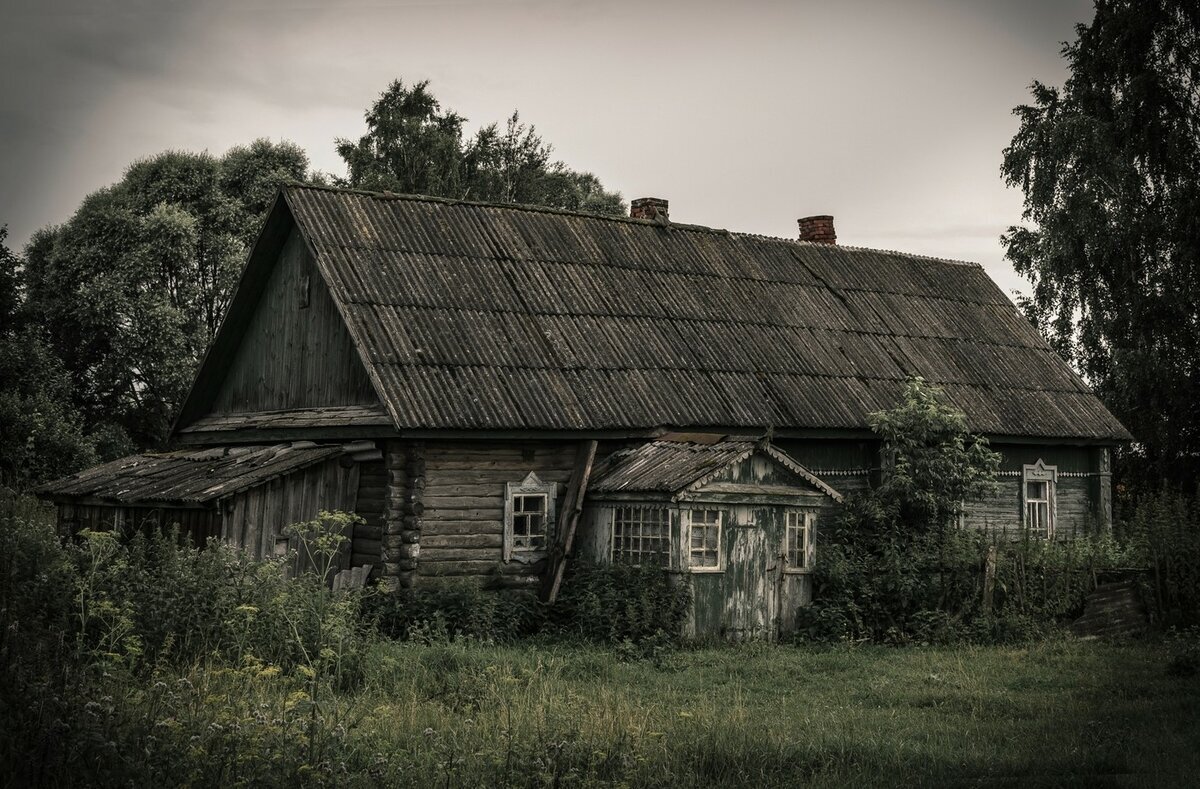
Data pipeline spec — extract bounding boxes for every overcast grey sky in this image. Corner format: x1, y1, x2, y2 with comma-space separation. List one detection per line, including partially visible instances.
1, 0, 1093, 295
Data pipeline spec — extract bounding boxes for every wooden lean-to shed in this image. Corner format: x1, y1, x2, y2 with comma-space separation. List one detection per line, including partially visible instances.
37, 185, 1131, 637
581, 435, 842, 639
38, 441, 387, 573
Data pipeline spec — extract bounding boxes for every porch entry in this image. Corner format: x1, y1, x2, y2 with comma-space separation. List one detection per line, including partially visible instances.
689, 506, 814, 640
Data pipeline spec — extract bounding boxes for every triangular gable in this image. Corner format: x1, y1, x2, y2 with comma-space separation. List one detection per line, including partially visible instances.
173, 194, 390, 437
588, 437, 842, 502
678, 444, 844, 503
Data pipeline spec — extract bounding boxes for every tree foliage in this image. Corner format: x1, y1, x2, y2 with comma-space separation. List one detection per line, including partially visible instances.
1001, 0, 1200, 487
798, 379, 1002, 643
19, 141, 310, 453
0, 226, 98, 488
336, 79, 624, 215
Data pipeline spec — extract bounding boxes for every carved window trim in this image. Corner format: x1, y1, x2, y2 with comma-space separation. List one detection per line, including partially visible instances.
1022, 460, 1058, 540
503, 472, 556, 563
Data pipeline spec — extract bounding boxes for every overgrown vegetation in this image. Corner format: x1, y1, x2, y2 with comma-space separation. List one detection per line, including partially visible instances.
796, 379, 1199, 645
3, 501, 1198, 787
3, 474, 1199, 785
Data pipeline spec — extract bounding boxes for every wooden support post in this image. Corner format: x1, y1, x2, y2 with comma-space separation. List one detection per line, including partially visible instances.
541, 440, 598, 604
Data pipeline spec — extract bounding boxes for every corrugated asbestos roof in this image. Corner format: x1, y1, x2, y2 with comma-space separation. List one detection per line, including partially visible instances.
589, 436, 842, 500
278, 185, 1129, 440
36, 444, 342, 505
590, 437, 762, 494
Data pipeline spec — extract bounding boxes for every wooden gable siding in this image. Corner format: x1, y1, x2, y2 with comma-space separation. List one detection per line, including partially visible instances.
209, 228, 378, 416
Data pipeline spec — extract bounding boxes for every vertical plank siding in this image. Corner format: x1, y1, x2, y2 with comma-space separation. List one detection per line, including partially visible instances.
55, 503, 221, 546
210, 228, 378, 415
220, 457, 363, 562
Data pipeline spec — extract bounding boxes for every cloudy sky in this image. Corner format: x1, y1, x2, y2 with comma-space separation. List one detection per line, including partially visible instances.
2, 0, 1093, 295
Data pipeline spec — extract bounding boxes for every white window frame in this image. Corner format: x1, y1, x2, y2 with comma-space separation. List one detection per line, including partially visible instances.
687, 508, 724, 573
784, 510, 815, 573
503, 472, 556, 562
610, 506, 671, 567
1022, 460, 1058, 540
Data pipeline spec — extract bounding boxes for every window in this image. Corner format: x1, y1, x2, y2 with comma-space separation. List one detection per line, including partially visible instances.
511, 493, 548, 552
689, 509, 722, 570
504, 472, 556, 562
1023, 461, 1057, 539
785, 510, 814, 571
612, 507, 669, 566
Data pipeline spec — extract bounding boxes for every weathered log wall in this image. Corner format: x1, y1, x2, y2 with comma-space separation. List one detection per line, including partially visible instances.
379, 439, 580, 589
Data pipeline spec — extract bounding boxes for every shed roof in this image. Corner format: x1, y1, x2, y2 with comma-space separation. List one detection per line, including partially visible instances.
36, 443, 343, 505
183, 185, 1129, 441
589, 436, 843, 501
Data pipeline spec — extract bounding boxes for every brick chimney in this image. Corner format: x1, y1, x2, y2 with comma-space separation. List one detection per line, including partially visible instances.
631, 197, 669, 221
798, 215, 836, 244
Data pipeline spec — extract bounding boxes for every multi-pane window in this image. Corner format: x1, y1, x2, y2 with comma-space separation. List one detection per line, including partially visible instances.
1025, 481, 1052, 539
785, 510, 814, 571
511, 493, 547, 552
504, 472, 556, 562
1023, 461, 1057, 540
689, 509, 721, 570
612, 507, 670, 566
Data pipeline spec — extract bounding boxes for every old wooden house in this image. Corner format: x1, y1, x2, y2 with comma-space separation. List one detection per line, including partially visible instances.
38, 186, 1130, 638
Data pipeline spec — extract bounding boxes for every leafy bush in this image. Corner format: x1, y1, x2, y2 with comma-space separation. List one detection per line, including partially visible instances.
795, 379, 1002, 645
367, 562, 690, 651
549, 562, 691, 646
1118, 490, 1200, 626
366, 580, 545, 644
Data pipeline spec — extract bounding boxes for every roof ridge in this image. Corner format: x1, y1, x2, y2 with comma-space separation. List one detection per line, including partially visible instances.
284, 182, 984, 270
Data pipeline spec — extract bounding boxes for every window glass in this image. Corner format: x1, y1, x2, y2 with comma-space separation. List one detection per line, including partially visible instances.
612, 507, 669, 566
690, 509, 721, 568
1023, 463, 1056, 539
511, 493, 547, 551
785, 510, 813, 570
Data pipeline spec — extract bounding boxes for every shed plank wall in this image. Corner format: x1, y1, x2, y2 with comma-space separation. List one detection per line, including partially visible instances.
210, 228, 378, 415
221, 457, 360, 561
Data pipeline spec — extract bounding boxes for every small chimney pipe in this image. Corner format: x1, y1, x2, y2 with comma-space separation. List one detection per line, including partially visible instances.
798, 215, 836, 244
631, 197, 669, 221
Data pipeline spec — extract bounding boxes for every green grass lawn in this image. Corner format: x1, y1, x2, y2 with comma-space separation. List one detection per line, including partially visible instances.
102, 638, 1198, 787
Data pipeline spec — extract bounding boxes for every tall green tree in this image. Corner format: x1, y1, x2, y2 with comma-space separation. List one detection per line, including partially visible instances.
0, 225, 98, 488
1001, 0, 1200, 488
336, 79, 624, 215
21, 141, 311, 453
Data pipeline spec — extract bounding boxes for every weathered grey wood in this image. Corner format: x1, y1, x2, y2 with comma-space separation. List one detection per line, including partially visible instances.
543, 440, 598, 603
208, 228, 379, 416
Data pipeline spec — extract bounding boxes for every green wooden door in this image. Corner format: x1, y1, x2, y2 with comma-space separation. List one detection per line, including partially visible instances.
686, 503, 787, 637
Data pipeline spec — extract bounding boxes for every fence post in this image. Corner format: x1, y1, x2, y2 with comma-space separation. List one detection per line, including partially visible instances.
982, 544, 997, 613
